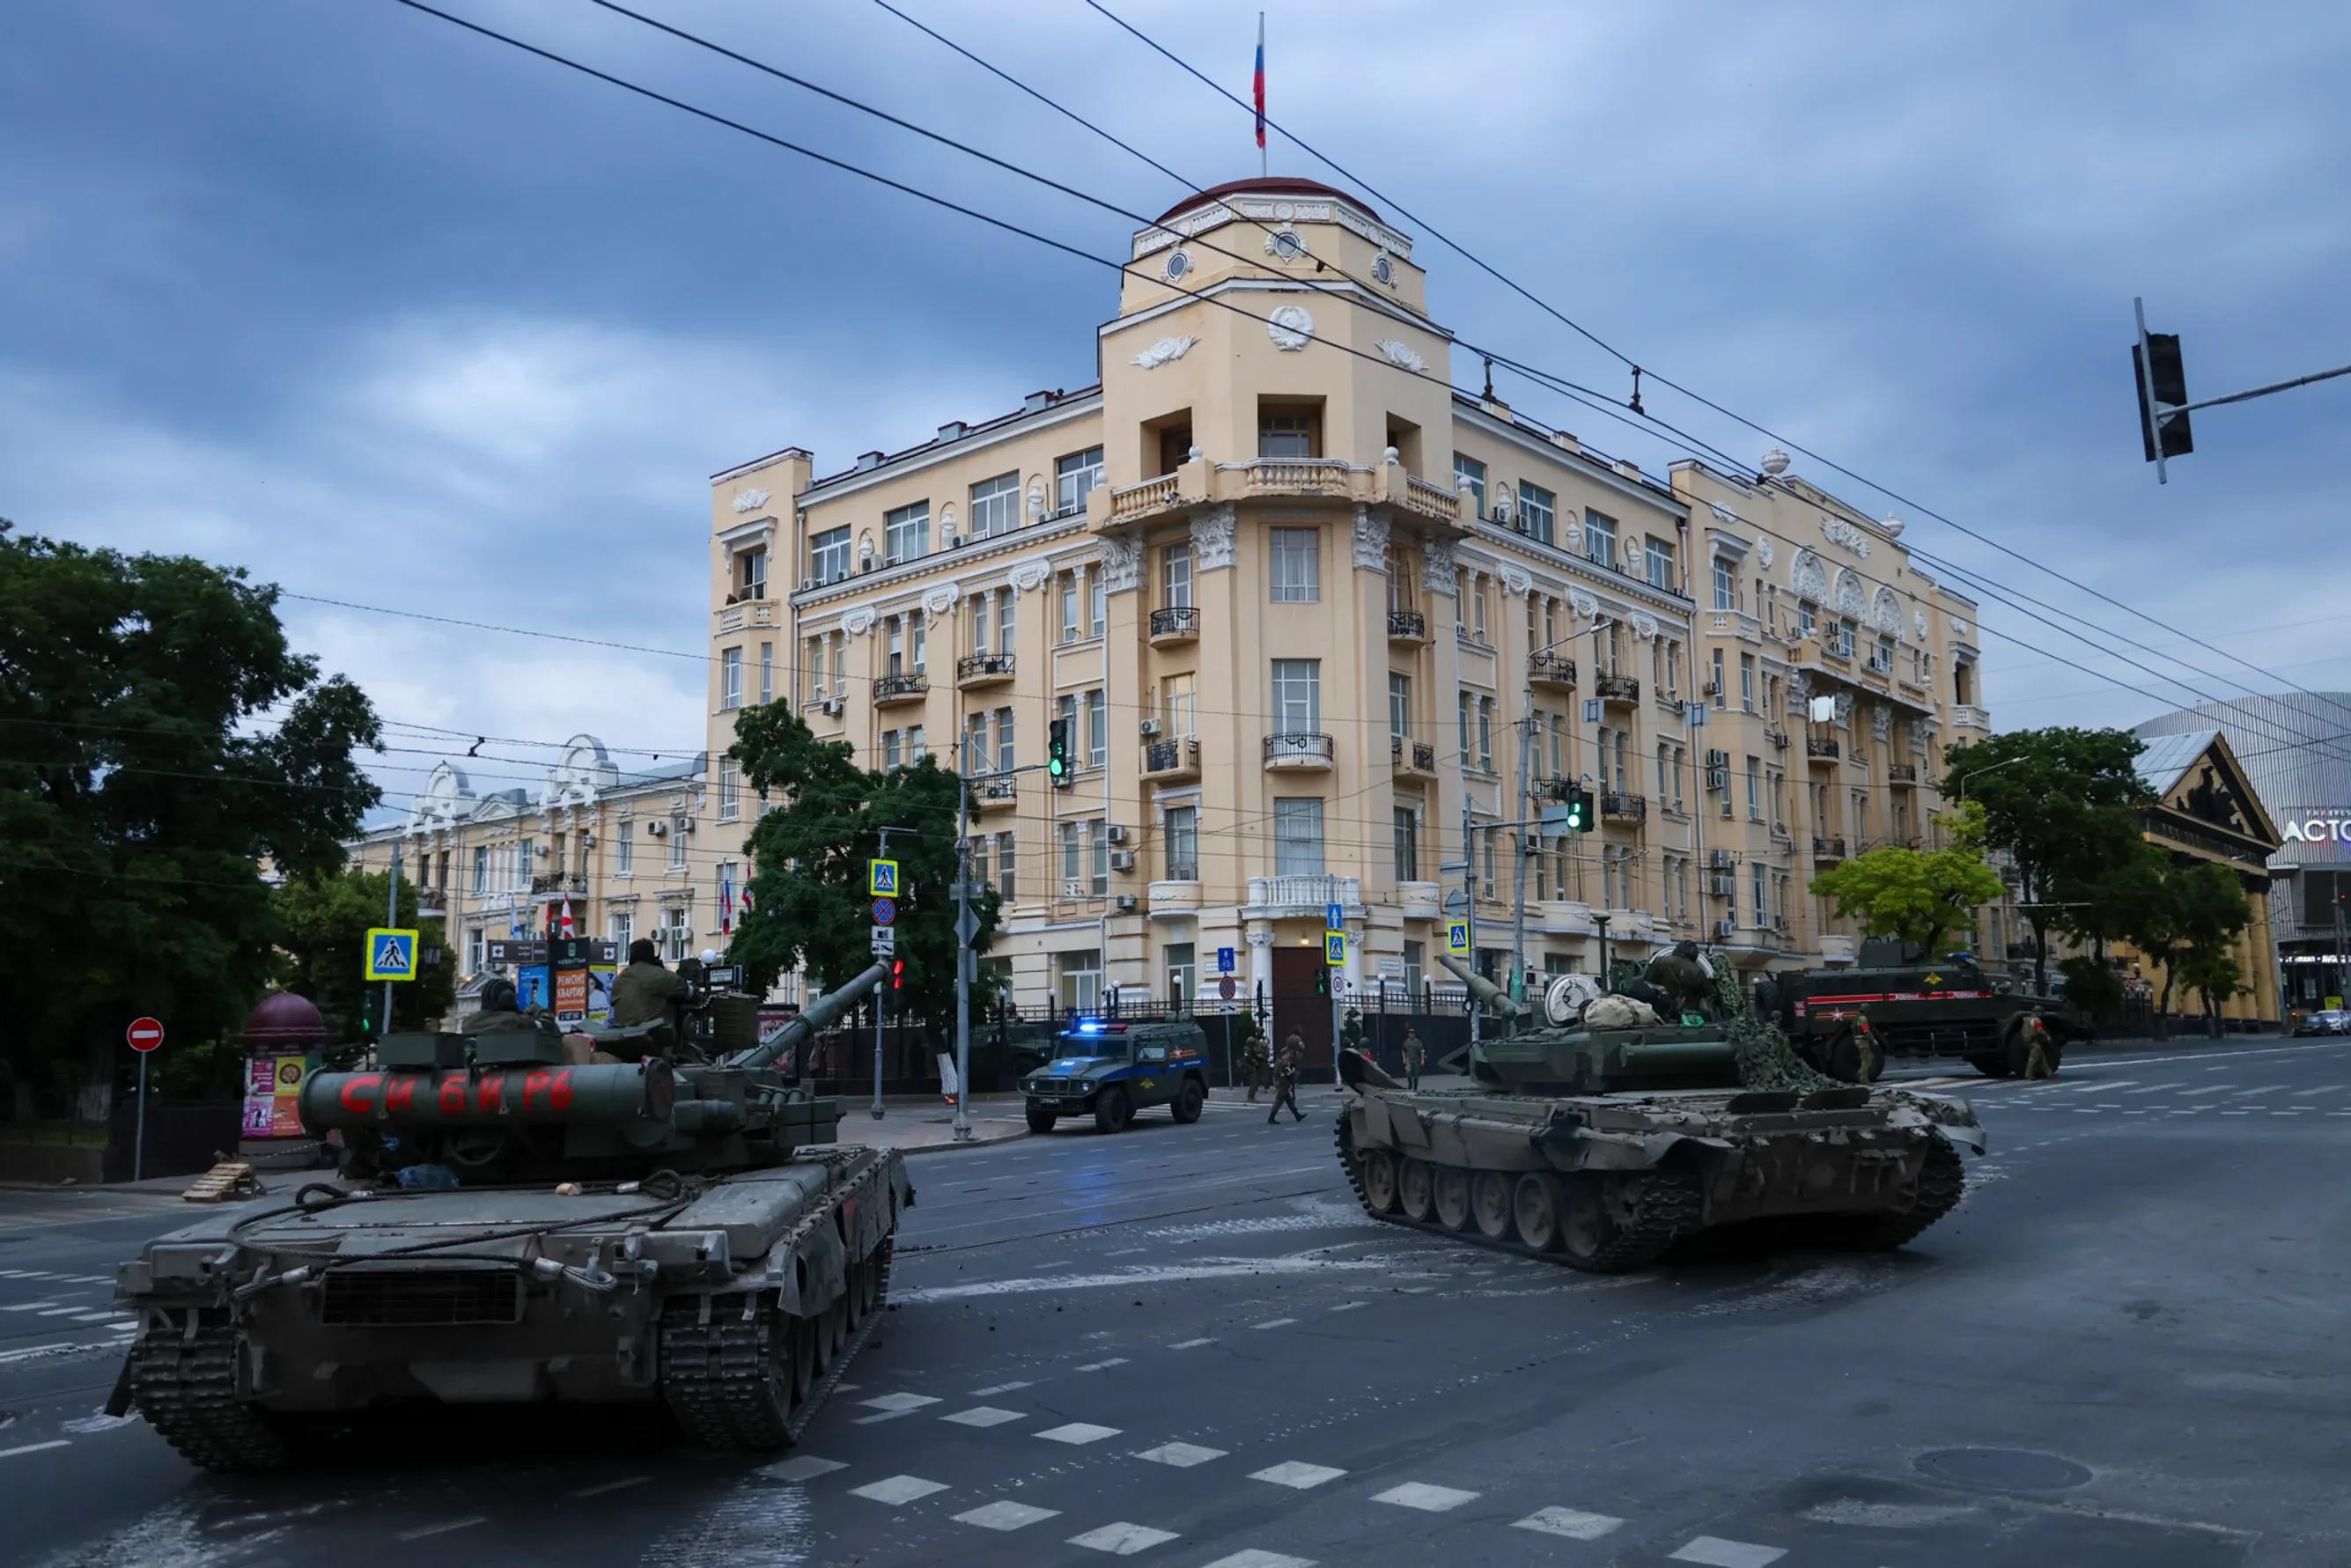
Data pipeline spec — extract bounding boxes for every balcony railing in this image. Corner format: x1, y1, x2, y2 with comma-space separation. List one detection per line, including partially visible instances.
1534, 775, 1576, 803
1247, 874, 1361, 917
1812, 835, 1848, 860
714, 598, 778, 636
972, 776, 1017, 811
1595, 674, 1640, 705
1529, 651, 1578, 689
1601, 791, 1647, 824
873, 673, 928, 704
1227, 458, 1355, 495
1386, 608, 1427, 641
1401, 472, 1461, 521
1264, 732, 1335, 769
1390, 735, 1436, 773
1888, 762, 1919, 785
1149, 606, 1201, 641
1951, 703, 1992, 731
1807, 737, 1841, 762
1143, 738, 1201, 779
956, 652, 1014, 686
1109, 472, 1181, 521
530, 872, 586, 897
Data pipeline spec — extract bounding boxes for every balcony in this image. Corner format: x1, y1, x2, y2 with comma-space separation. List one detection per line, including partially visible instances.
1397, 880, 1442, 919
1393, 469, 1465, 526
713, 597, 778, 637
1807, 737, 1841, 765
1865, 651, 1895, 679
1601, 791, 1647, 825
1149, 606, 1201, 644
1228, 458, 1356, 498
1812, 835, 1848, 862
1109, 471, 1183, 523
1142, 738, 1201, 782
1246, 874, 1362, 920
956, 651, 1015, 688
1264, 732, 1335, 770
1090, 453, 1466, 536
971, 775, 1018, 813
1387, 608, 1428, 643
1817, 934, 1857, 966
1537, 900, 1597, 936
873, 673, 928, 706
1147, 879, 1203, 917
1595, 674, 1640, 708
1533, 775, 1577, 803
1888, 762, 1919, 786
1390, 735, 1436, 776
530, 872, 587, 900
1529, 651, 1578, 691
1951, 703, 1992, 732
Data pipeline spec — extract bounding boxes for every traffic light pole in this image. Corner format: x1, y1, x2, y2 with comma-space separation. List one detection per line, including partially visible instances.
870, 823, 913, 1121
383, 843, 402, 1048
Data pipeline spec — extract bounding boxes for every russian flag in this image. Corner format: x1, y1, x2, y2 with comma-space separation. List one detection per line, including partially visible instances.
1253, 15, 1265, 150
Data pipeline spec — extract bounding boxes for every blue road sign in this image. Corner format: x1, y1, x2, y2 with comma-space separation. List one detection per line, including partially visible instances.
1325, 902, 1343, 931
365, 927, 419, 982
1216, 946, 1236, 974
872, 896, 898, 926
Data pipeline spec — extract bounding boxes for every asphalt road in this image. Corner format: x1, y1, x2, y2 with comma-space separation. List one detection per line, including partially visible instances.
4, 1033, 2348, 1566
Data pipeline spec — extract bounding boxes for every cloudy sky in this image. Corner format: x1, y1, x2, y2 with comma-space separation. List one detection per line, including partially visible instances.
6, 0, 2348, 813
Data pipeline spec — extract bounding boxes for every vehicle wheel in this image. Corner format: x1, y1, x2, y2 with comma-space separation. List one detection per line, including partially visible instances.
1964, 1053, 2009, 1078
1865, 1042, 1887, 1082
1360, 1149, 1400, 1214
790, 1314, 817, 1403
1513, 1173, 1566, 1252
811, 1299, 839, 1375
1025, 1106, 1058, 1134
1171, 1078, 1205, 1123
1397, 1157, 1435, 1221
1433, 1166, 1472, 1231
1555, 1173, 1680, 1273
1094, 1087, 1131, 1133
1471, 1170, 1514, 1241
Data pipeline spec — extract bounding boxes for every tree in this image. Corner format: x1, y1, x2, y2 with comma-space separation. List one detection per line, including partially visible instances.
1941, 727, 2151, 991
1809, 803, 2005, 958
726, 703, 999, 1044
2177, 947, 2245, 1039
274, 868, 454, 1036
2126, 858, 2252, 1030
0, 523, 380, 1115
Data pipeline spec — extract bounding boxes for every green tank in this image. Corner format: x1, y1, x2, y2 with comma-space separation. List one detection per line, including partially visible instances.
1772, 943, 2084, 1079
106, 961, 908, 1472
1333, 954, 1985, 1273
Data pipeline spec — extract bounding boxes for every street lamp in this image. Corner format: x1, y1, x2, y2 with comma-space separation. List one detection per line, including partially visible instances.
1955, 755, 2028, 806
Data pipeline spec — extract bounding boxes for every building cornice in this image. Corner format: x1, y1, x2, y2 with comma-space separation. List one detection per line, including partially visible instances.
799, 393, 1105, 509
1452, 403, 1687, 519
792, 512, 1095, 619
1100, 275, 1451, 351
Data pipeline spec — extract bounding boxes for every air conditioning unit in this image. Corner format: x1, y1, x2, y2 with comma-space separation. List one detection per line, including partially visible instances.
820, 696, 844, 717
676, 817, 696, 836
1708, 873, 1735, 896
1114, 894, 1139, 912
1109, 850, 1136, 872
1708, 850, 1735, 869
1138, 718, 1162, 738
800, 578, 815, 593
1702, 681, 1722, 697
1105, 825, 1129, 845
1716, 918, 1737, 940
1706, 769, 1727, 790
1061, 879, 1086, 899
1706, 748, 1729, 768
646, 821, 668, 838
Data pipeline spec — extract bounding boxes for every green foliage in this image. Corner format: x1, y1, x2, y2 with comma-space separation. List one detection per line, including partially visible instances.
726, 703, 999, 1038
1809, 803, 2005, 956
0, 523, 380, 1095
2057, 955, 2126, 1017
2126, 858, 2252, 1017
273, 867, 454, 1034
2178, 947, 2245, 1026
1339, 1006, 1365, 1052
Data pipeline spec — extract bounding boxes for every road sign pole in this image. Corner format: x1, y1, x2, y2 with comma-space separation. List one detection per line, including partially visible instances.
870, 829, 903, 1121
134, 1049, 147, 1184
382, 843, 401, 1049
953, 772, 972, 1142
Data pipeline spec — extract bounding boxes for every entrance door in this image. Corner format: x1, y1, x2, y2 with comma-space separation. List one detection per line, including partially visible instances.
1271, 945, 1334, 1080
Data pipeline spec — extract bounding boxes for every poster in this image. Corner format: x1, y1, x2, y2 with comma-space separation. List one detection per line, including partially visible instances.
241, 1099, 273, 1137
588, 961, 616, 1026
554, 967, 589, 1027
269, 1097, 305, 1137
247, 1057, 276, 1096
244, 1055, 312, 1140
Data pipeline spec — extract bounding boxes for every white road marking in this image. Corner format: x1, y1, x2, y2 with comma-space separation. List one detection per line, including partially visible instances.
858, 1392, 941, 1413
396, 1518, 485, 1541
1070, 1522, 1180, 1554
2181, 1086, 2230, 1097
1198, 1552, 1315, 1568
1076, 1357, 1131, 1372
0, 1440, 70, 1460
1, 1302, 62, 1313
1250, 1317, 1299, 1330
972, 1380, 1034, 1395
1328, 1300, 1368, 1313
895, 1254, 1392, 1303
2049, 1078, 2136, 1093
0, 1344, 73, 1364
1669, 1538, 1787, 1568
1170, 1337, 1214, 1350
2121, 1083, 2172, 1094
61, 1276, 111, 1285
2221, 1110, 2253, 1115
1105, 1247, 1149, 1257
1038, 1422, 1122, 1445
69, 1313, 118, 1323
850, 1474, 950, 1505
61, 1414, 135, 1434
942, 1406, 1027, 1428
571, 1476, 651, 1497
1514, 1506, 1626, 1540
36, 1307, 86, 1316
1135, 1441, 1226, 1467
1249, 1461, 1347, 1489
955, 1500, 1061, 1531
2228, 1085, 2284, 1098
760, 1455, 846, 1483
1373, 1482, 1479, 1511
2291, 1084, 2344, 1096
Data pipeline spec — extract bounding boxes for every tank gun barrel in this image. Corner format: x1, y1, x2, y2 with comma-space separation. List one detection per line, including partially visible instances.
731, 960, 892, 1071
1439, 953, 1524, 1020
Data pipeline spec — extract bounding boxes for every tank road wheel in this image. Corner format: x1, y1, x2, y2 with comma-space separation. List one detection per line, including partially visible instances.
1831, 1133, 1966, 1252
1171, 1078, 1205, 1123
1026, 1106, 1058, 1135
1433, 1166, 1473, 1231
1360, 1149, 1400, 1215
844, 1260, 868, 1331
1512, 1174, 1566, 1253
1094, 1086, 1131, 1134
1471, 1170, 1515, 1242
1556, 1171, 1691, 1274
1397, 1157, 1436, 1222
790, 1312, 818, 1404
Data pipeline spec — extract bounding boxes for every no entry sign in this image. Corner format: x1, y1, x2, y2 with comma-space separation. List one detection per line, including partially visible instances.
127, 1016, 165, 1053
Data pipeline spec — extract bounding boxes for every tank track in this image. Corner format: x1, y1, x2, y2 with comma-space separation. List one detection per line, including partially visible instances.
1824, 1132, 1964, 1251
128, 1319, 291, 1473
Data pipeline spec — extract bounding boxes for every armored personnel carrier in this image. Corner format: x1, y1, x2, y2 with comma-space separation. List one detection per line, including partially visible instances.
107, 961, 907, 1472
1772, 942, 2082, 1079
1334, 955, 1983, 1273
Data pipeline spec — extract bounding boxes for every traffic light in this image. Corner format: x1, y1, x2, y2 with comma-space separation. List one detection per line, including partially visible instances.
1047, 718, 1072, 784
891, 960, 906, 991
1314, 965, 1330, 998
2134, 328, 2193, 463
1561, 784, 1593, 834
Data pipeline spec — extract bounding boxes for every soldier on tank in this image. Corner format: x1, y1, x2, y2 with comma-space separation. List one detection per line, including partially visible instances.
1400, 1027, 1427, 1091
613, 939, 689, 1026
1644, 940, 1715, 1020
1267, 1033, 1307, 1124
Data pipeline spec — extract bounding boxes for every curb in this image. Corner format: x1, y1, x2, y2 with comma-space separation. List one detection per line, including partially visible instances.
894, 1124, 1030, 1154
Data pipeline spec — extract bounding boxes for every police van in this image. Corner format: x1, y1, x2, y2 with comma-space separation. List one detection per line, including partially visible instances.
1020, 1018, 1212, 1134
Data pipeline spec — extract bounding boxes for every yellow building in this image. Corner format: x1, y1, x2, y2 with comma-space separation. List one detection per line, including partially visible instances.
700, 177, 1996, 1036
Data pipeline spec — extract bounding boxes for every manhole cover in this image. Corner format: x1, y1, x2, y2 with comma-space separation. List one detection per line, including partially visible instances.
1916, 1447, 2092, 1492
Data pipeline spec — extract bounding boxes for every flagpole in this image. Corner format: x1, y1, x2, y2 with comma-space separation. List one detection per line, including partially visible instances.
1257, 12, 1266, 177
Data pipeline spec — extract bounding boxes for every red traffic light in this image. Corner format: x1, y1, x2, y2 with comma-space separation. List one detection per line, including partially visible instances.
891, 960, 906, 990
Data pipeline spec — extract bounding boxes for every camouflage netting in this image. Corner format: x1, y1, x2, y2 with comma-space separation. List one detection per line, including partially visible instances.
1714, 964, 1845, 1094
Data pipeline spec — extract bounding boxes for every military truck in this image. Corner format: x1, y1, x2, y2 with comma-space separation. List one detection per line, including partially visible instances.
1334, 954, 1984, 1273
107, 961, 908, 1472
1020, 1018, 1212, 1133
1772, 942, 2083, 1079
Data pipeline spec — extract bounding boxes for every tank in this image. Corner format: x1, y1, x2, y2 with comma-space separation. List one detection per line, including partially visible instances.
1772, 941, 2084, 1079
107, 961, 908, 1472
1333, 953, 1985, 1273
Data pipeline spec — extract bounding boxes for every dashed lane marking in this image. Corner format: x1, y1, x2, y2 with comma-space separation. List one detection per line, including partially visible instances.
396, 1518, 485, 1541
2122, 1083, 2171, 1094
760, 1455, 846, 1483
1373, 1482, 1480, 1512
571, 1476, 650, 1497
1135, 1441, 1227, 1468
972, 1380, 1035, 1395
943, 1406, 1027, 1428
1669, 1538, 1787, 1568
1171, 1338, 1214, 1350
2181, 1086, 2230, 1097
850, 1474, 950, 1505
36, 1307, 87, 1316
956, 1500, 1061, 1531
858, 1392, 941, 1414
2291, 1084, 2345, 1096
1513, 1507, 1627, 1540
0, 1344, 73, 1364
1068, 1522, 1180, 1554
0, 1441, 70, 1461
1251, 1318, 1299, 1330
1, 1302, 63, 1313
1328, 1301, 1368, 1313
1039, 1423, 1123, 1446
1076, 1357, 1131, 1372
1249, 1461, 1348, 1490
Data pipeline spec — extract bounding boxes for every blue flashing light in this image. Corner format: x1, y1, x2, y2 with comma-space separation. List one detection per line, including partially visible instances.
1079, 1020, 1104, 1034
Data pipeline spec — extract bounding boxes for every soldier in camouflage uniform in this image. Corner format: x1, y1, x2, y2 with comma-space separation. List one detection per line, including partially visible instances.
1242, 1026, 1271, 1101
1400, 1027, 1427, 1091
1267, 1033, 1306, 1124
1643, 940, 1715, 1020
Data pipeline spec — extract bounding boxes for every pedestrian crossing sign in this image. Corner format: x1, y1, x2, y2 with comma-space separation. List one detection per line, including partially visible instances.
1325, 932, 1346, 967
868, 858, 900, 896
365, 927, 419, 982
1445, 919, 1470, 957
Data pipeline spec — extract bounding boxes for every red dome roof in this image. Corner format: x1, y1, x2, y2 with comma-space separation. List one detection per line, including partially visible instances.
236, 990, 330, 1049
1153, 177, 1375, 226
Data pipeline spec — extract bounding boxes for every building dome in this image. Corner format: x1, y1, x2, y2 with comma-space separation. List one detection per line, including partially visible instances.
1153, 177, 1375, 225
234, 990, 330, 1049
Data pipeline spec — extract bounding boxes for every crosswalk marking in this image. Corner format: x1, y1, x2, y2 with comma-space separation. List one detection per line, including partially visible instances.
858, 1392, 940, 1414
1514, 1506, 1626, 1540
1669, 1537, 1787, 1567
972, 1380, 1034, 1395
1038, 1422, 1122, 1446
942, 1406, 1026, 1428
1372, 1482, 1479, 1512
1198, 1553, 1315, 1568
760, 1455, 845, 1483
1249, 1461, 1347, 1490
955, 1500, 1060, 1531
1135, 1441, 1226, 1468
1069, 1522, 1179, 1554
850, 1474, 949, 1505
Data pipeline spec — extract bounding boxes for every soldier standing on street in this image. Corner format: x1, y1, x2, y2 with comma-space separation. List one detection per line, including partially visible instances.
1267, 1032, 1306, 1124
1243, 1027, 1270, 1101
1400, 1027, 1426, 1091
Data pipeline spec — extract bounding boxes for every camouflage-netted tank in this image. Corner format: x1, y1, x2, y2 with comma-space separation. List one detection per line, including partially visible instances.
1334, 953, 1983, 1273
107, 961, 907, 1471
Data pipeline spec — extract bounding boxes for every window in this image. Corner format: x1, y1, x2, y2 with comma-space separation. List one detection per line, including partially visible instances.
472, 846, 488, 893
1714, 557, 1736, 610
994, 705, 1015, 772
1739, 653, 1756, 711
1161, 542, 1193, 608
886, 618, 905, 676
719, 758, 741, 821
516, 839, 534, 890
1403, 939, 1424, 1000
1470, 580, 1489, 641
667, 821, 688, 870
1520, 482, 1556, 545
1457, 691, 1471, 762
1481, 830, 1498, 901
1059, 572, 1080, 643
1798, 601, 1817, 639
969, 471, 1020, 538
829, 637, 844, 694
735, 546, 767, 600
615, 823, 632, 876
721, 647, 743, 710
1163, 673, 1196, 738
996, 591, 1013, 655
809, 525, 851, 583
995, 832, 1017, 900
1389, 673, 1411, 740
1477, 696, 1494, 770
1060, 821, 1082, 888
1274, 798, 1324, 876
881, 730, 903, 771
758, 642, 773, 704
965, 713, 988, 771
1056, 692, 1077, 759
1270, 527, 1319, 602
1165, 805, 1198, 880
968, 836, 988, 892
1165, 943, 1196, 1009
1088, 819, 1109, 894
1614, 730, 1630, 792
1055, 445, 1104, 514
466, 926, 484, 975
1057, 951, 1102, 1013
912, 615, 927, 674
1085, 688, 1107, 767
1596, 725, 1614, 791
1584, 509, 1617, 565
908, 725, 927, 764
1090, 565, 1106, 637
1393, 806, 1419, 881
662, 905, 690, 961
1644, 536, 1675, 592
1746, 756, 1762, 820
1657, 743, 1673, 803
1271, 659, 1321, 732
1711, 648, 1725, 707
1453, 453, 1486, 514
1259, 410, 1313, 460
1833, 619, 1857, 658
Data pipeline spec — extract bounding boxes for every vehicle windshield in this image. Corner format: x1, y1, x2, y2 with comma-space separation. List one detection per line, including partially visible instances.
1058, 1031, 1127, 1062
